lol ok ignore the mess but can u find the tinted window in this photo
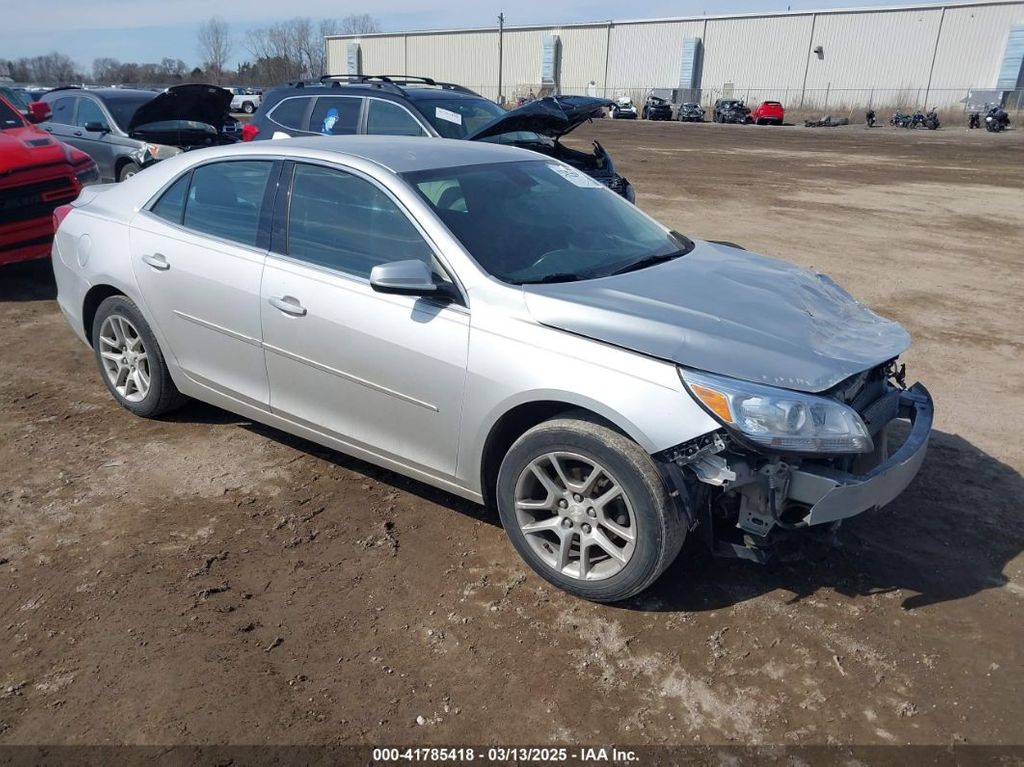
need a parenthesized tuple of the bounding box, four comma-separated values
(268, 97, 308, 130)
(76, 98, 107, 129)
(366, 99, 426, 137)
(405, 161, 688, 285)
(286, 164, 433, 278)
(182, 161, 273, 247)
(150, 172, 191, 224)
(416, 96, 505, 139)
(308, 97, 361, 135)
(101, 93, 155, 131)
(50, 97, 75, 125)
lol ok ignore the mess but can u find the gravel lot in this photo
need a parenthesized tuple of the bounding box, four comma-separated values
(1, 120, 1022, 746)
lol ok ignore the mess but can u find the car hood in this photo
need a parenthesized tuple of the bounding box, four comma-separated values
(0, 126, 73, 173)
(521, 241, 910, 393)
(127, 84, 232, 133)
(466, 96, 611, 141)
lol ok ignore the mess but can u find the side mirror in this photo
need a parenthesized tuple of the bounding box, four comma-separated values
(27, 101, 51, 123)
(83, 121, 110, 133)
(369, 259, 453, 300)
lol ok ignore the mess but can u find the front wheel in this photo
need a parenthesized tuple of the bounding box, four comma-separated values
(496, 417, 686, 602)
(118, 162, 141, 182)
(92, 295, 187, 418)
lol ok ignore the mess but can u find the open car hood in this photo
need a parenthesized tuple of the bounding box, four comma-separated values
(127, 84, 232, 133)
(466, 96, 611, 141)
(522, 241, 910, 393)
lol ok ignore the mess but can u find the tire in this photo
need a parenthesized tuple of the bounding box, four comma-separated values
(242, 101, 255, 114)
(118, 162, 141, 182)
(496, 416, 686, 602)
(91, 295, 188, 418)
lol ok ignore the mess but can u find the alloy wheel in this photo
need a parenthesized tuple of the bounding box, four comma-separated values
(513, 452, 637, 581)
(98, 314, 150, 403)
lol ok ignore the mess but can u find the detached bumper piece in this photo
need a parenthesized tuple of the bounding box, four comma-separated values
(658, 383, 933, 563)
(789, 384, 932, 525)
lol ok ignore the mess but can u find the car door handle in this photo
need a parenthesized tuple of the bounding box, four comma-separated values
(141, 253, 169, 270)
(44, 127, 53, 132)
(269, 295, 306, 316)
(73, 131, 82, 136)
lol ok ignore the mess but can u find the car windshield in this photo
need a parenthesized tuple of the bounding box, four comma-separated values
(404, 160, 691, 284)
(0, 98, 23, 129)
(1, 87, 29, 111)
(100, 93, 158, 131)
(417, 96, 507, 139)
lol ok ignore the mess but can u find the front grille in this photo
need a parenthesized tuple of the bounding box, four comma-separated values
(0, 176, 77, 227)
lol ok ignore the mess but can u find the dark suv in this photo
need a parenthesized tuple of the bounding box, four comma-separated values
(712, 99, 752, 124)
(245, 75, 634, 201)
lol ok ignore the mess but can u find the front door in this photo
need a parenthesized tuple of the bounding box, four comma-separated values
(260, 162, 469, 477)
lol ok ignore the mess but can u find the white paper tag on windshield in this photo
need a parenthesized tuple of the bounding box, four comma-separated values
(435, 107, 462, 126)
(547, 163, 603, 189)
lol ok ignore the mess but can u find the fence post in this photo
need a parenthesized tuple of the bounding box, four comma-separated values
(824, 82, 830, 113)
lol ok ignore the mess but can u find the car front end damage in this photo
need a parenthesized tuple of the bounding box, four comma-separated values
(656, 361, 933, 561)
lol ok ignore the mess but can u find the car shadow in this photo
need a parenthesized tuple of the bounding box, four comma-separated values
(629, 429, 1022, 613)
(0, 259, 57, 302)
(238, 418, 1020, 614)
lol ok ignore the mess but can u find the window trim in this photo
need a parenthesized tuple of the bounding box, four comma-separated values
(271, 159, 467, 308)
(266, 95, 317, 133)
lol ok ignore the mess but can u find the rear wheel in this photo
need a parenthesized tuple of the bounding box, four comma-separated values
(92, 296, 187, 418)
(242, 101, 256, 114)
(496, 417, 686, 602)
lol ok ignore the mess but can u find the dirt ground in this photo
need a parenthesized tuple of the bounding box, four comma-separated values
(1, 121, 1022, 747)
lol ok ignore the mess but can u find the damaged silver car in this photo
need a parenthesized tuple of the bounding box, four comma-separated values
(51, 137, 932, 602)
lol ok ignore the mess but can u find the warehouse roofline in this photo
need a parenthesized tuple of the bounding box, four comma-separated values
(325, 0, 1022, 39)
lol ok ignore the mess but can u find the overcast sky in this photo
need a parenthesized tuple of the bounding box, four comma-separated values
(5, 0, 944, 71)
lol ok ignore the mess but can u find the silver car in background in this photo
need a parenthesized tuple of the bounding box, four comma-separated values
(51, 137, 932, 602)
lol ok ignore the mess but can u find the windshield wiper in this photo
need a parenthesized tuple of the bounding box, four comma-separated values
(606, 250, 687, 277)
(517, 272, 585, 285)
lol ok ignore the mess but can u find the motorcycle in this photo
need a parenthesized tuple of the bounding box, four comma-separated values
(866, 109, 876, 127)
(968, 112, 981, 129)
(890, 111, 913, 128)
(985, 106, 1010, 133)
(921, 109, 940, 130)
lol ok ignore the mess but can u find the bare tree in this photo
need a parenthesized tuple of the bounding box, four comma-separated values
(198, 16, 232, 83)
(339, 14, 381, 34)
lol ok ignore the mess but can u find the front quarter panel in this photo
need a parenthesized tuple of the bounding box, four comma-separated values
(457, 292, 720, 493)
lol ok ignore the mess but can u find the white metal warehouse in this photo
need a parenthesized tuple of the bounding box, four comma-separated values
(325, 0, 1024, 111)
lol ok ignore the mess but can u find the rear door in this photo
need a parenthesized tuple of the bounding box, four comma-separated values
(41, 95, 78, 147)
(260, 161, 469, 477)
(129, 159, 277, 408)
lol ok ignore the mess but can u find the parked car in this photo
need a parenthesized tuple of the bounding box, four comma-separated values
(677, 102, 705, 122)
(245, 75, 634, 201)
(641, 95, 673, 120)
(51, 136, 932, 602)
(38, 84, 238, 182)
(227, 87, 261, 115)
(609, 96, 638, 119)
(750, 100, 785, 125)
(0, 94, 98, 266)
(712, 99, 752, 124)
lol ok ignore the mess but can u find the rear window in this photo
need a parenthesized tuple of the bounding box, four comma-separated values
(268, 97, 309, 130)
(765, 101, 783, 107)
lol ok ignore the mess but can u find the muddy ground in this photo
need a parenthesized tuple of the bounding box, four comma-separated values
(1, 121, 1022, 747)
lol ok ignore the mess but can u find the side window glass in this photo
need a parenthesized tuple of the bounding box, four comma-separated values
(366, 100, 427, 137)
(182, 161, 273, 247)
(286, 164, 433, 278)
(309, 97, 361, 135)
(50, 97, 75, 125)
(75, 99, 107, 129)
(269, 97, 308, 130)
(150, 172, 191, 225)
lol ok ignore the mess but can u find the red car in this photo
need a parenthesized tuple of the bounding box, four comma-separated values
(0, 94, 98, 267)
(751, 101, 785, 125)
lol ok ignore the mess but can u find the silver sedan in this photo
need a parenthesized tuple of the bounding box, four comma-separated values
(51, 137, 932, 602)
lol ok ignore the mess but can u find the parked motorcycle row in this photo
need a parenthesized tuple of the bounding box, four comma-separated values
(969, 105, 1012, 132)
(887, 108, 941, 129)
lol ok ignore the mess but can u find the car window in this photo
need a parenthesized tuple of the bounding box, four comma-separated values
(286, 163, 433, 278)
(150, 172, 191, 225)
(404, 160, 689, 285)
(182, 161, 273, 247)
(308, 96, 361, 135)
(417, 96, 506, 139)
(76, 99, 107, 129)
(0, 98, 22, 129)
(50, 97, 75, 125)
(268, 97, 308, 130)
(366, 99, 426, 137)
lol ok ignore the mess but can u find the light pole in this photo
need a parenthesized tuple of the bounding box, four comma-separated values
(497, 12, 505, 104)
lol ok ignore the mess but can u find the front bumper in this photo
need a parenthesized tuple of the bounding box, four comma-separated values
(788, 384, 933, 525)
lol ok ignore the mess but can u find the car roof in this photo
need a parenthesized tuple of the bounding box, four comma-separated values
(206, 135, 533, 174)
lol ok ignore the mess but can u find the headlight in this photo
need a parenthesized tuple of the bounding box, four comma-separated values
(680, 369, 872, 454)
(146, 143, 182, 161)
(75, 165, 100, 186)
